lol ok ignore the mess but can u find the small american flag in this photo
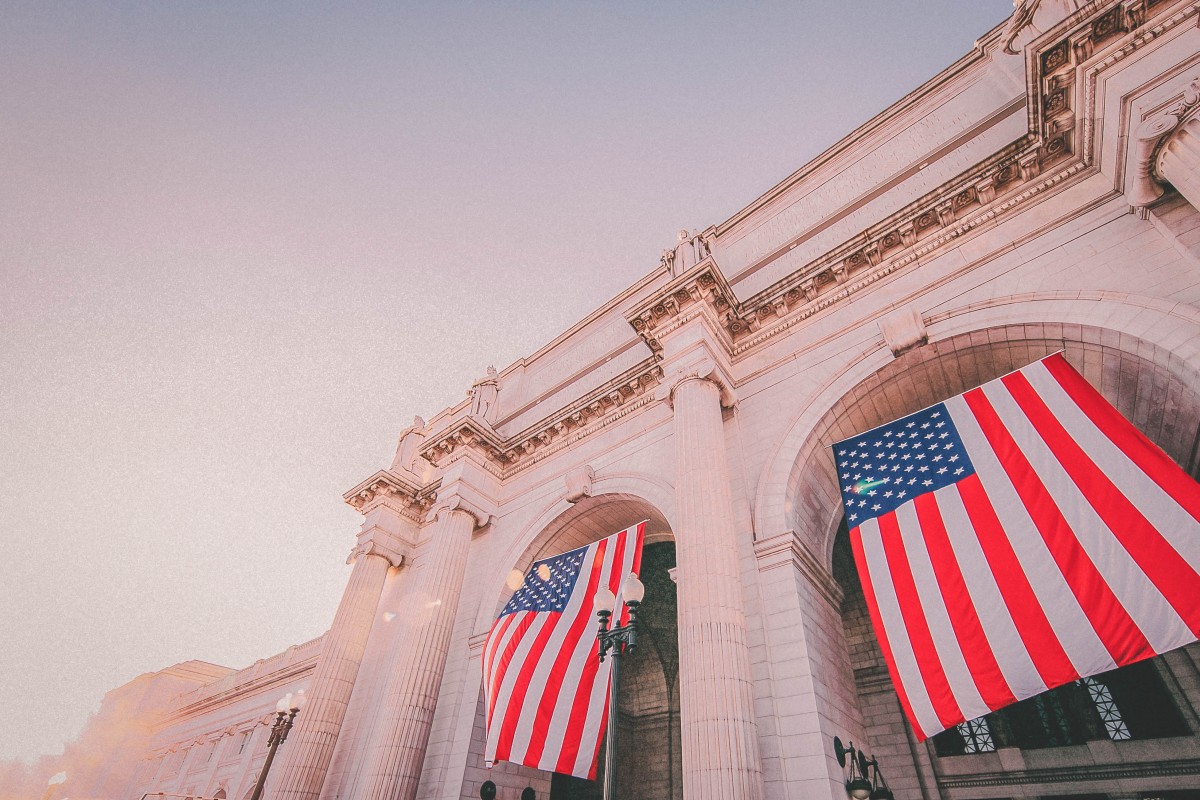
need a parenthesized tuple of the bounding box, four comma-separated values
(834, 353, 1200, 740)
(483, 521, 644, 779)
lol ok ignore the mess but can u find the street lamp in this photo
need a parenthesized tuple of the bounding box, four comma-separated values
(594, 572, 645, 800)
(832, 737, 893, 800)
(248, 691, 306, 800)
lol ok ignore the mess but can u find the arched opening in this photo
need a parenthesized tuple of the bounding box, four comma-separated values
(797, 327, 1200, 796)
(471, 492, 681, 800)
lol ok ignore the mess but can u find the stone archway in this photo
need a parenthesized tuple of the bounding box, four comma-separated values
(782, 324, 1200, 571)
(467, 492, 681, 800)
(782, 324, 1200, 798)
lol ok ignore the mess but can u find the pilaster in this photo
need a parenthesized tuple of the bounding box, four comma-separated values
(635, 271, 764, 800)
(752, 531, 863, 800)
(272, 473, 425, 800)
(357, 454, 496, 800)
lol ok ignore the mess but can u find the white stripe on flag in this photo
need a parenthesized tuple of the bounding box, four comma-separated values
(569, 538, 638, 777)
(856, 517, 943, 736)
(486, 609, 551, 763)
(535, 542, 617, 769)
(945, 394, 1118, 678)
(935, 484, 1048, 700)
(1023, 362, 1200, 566)
(893, 501, 991, 722)
(980, 380, 1192, 653)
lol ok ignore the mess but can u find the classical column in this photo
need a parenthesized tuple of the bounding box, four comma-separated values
(1157, 113, 1200, 210)
(271, 546, 395, 800)
(670, 367, 764, 800)
(359, 503, 479, 800)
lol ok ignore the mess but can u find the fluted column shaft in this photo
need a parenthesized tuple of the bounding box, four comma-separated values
(359, 507, 475, 800)
(1157, 115, 1200, 210)
(672, 376, 764, 800)
(274, 550, 392, 800)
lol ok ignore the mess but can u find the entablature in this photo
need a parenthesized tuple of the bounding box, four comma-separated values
(342, 469, 435, 520)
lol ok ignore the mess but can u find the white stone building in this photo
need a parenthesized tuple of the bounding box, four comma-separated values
(34, 2, 1200, 799)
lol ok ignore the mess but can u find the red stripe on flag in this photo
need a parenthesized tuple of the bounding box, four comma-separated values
(876, 511, 964, 730)
(485, 612, 519, 722)
(963, 387, 1156, 664)
(956, 475, 1078, 687)
(1042, 353, 1200, 525)
(1003, 370, 1200, 635)
(850, 526, 928, 740)
(550, 536, 616, 774)
(522, 535, 622, 766)
(554, 639, 604, 774)
(913, 493, 1017, 710)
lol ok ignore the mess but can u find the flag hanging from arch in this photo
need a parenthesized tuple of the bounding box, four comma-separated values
(833, 352, 1200, 740)
(483, 521, 645, 779)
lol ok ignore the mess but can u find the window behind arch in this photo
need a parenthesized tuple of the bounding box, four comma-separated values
(933, 658, 1190, 756)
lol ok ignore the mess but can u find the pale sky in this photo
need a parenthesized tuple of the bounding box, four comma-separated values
(0, 0, 1013, 764)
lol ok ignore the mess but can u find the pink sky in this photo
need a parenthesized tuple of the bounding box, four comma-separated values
(0, 0, 1012, 764)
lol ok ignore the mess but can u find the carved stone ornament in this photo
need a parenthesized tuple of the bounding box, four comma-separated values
(655, 355, 738, 410)
(390, 415, 427, 473)
(346, 537, 406, 568)
(1125, 77, 1200, 207)
(425, 491, 493, 528)
(878, 305, 929, 357)
(1003, 0, 1086, 55)
(564, 464, 595, 503)
(468, 366, 500, 425)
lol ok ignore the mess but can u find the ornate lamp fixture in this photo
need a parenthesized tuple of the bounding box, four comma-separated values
(594, 573, 646, 800)
(833, 736, 893, 800)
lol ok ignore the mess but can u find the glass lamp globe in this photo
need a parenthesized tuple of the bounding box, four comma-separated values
(593, 587, 616, 613)
(621, 573, 645, 603)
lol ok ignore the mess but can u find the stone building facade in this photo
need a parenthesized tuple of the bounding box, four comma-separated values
(34, 2, 1200, 799)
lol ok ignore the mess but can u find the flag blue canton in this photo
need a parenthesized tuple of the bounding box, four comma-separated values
(500, 544, 588, 616)
(833, 402, 976, 528)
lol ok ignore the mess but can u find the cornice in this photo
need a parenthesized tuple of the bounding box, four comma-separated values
(716, 20, 1008, 236)
(631, 0, 1191, 361)
(342, 469, 435, 520)
(625, 260, 741, 352)
(414, 360, 666, 478)
(158, 655, 319, 726)
(352, 2, 1192, 496)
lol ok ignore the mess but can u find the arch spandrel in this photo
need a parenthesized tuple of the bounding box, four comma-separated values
(472, 474, 676, 635)
(755, 310, 1200, 573)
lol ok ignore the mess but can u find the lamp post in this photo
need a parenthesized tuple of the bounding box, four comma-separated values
(832, 737, 893, 800)
(248, 692, 305, 800)
(594, 572, 645, 800)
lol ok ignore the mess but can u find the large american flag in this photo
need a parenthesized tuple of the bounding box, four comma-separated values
(834, 353, 1200, 740)
(483, 521, 644, 779)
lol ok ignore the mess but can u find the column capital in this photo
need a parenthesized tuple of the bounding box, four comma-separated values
(344, 471, 429, 567)
(655, 348, 737, 410)
(1128, 76, 1200, 208)
(426, 479, 496, 528)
